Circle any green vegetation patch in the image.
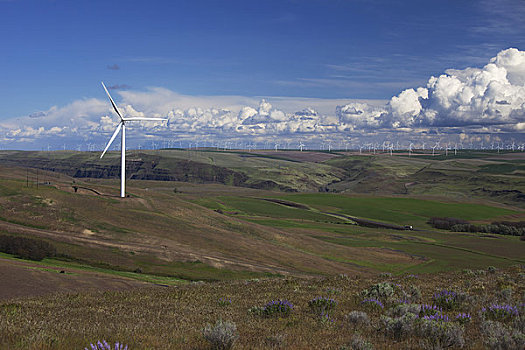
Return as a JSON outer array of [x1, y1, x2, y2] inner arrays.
[[478, 162, 525, 174], [276, 194, 518, 226], [202, 196, 346, 223]]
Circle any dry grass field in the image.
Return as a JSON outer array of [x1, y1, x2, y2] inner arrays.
[[1, 266, 523, 349]]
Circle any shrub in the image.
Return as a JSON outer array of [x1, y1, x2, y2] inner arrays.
[[346, 311, 370, 328], [428, 217, 468, 230], [84, 340, 128, 350], [308, 296, 337, 314], [388, 303, 420, 317], [498, 288, 513, 303], [398, 285, 421, 304], [361, 282, 396, 301], [263, 300, 293, 317], [380, 313, 417, 340], [264, 333, 286, 349], [0, 235, 56, 261], [416, 317, 465, 349], [347, 334, 374, 350], [248, 306, 264, 316], [480, 320, 525, 350], [202, 319, 239, 350]]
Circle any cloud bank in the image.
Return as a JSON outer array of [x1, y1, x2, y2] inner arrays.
[[1, 48, 524, 150]]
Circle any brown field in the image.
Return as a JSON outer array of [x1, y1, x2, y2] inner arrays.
[[0, 257, 152, 300]]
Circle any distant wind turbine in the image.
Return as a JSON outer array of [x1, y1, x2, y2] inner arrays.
[[99, 82, 167, 198]]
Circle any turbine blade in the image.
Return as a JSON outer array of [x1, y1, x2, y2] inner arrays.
[[100, 122, 122, 159], [101, 81, 124, 121], [123, 117, 168, 121]]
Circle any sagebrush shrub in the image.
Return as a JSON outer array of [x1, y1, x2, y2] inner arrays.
[[202, 319, 239, 350], [361, 282, 396, 301], [480, 320, 525, 350], [400, 285, 422, 303], [416, 318, 465, 349], [380, 313, 417, 340], [346, 311, 370, 328], [389, 303, 421, 317], [488, 266, 498, 274], [348, 334, 374, 350]]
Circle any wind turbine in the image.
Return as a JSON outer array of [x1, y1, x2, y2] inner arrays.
[[431, 143, 438, 156], [99, 82, 167, 198]]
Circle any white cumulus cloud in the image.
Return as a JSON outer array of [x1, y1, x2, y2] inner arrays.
[[1, 48, 524, 149]]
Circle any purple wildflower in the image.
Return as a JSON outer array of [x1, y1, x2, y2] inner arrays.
[[419, 304, 442, 317], [455, 313, 471, 324], [433, 289, 460, 310], [85, 340, 128, 350], [482, 304, 519, 321], [309, 296, 337, 312], [362, 298, 384, 309], [422, 313, 450, 322], [263, 299, 294, 317], [218, 298, 232, 306]]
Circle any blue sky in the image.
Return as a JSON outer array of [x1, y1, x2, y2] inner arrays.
[[1, 0, 525, 149]]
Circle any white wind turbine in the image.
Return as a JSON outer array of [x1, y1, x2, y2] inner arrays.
[[99, 82, 167, 198]]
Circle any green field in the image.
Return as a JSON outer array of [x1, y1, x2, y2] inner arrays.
[[275, 194, 517, 226]]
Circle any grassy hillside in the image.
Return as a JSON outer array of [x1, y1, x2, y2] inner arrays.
[[0, 152, 524, 281], [2, 149, 524, 206]]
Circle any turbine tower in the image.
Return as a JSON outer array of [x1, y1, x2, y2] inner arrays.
[[100, 82, 167, 198]]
